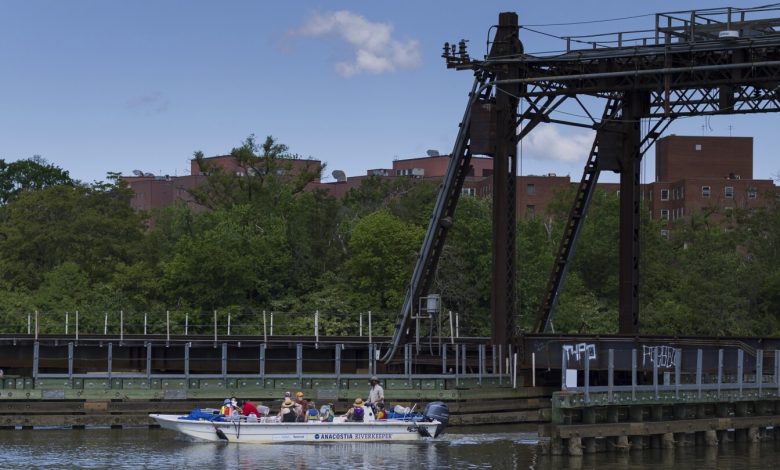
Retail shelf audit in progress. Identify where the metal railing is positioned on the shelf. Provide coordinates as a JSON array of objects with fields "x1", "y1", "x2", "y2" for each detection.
[
  {"x1": 8, "y1": 340, "x2": 520, "y2": 389},
  {"x1": 560, "y1": 346, "x2": 780, "y2": 405}
]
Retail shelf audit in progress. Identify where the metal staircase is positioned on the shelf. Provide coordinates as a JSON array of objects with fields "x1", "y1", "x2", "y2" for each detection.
[
  {"x1": 534, "y1": 98, "x2": 620, "y2": 333},
  {"x1": 380, "y1": 73, "x2": 492, "y2": 363}
]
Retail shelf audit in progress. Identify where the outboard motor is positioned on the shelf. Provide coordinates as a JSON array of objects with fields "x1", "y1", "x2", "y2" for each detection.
[{"x1": 422, "y1": 401, "x2": 449, "y2": 438}]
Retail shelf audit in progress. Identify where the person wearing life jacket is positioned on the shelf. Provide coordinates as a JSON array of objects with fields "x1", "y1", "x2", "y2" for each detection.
[
  {"x1": 345, "y1": 398, "x2": 365, "y2": 422},
  {"x1": 376, "y1": 402, "x2": 387, "y2": 420},
  {"x1": 279, "y1": 398, "x2": 297, "y2": 423},
  {"x1": 219, "y1": 398, "x2": 232, "y2": 416},
  {"x1": 305, "y1": 402, "x2": 319, "y2": 422}
]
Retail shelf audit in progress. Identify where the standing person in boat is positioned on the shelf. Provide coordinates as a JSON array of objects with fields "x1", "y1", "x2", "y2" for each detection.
[
  {"x1": 367, "y1": 376, "x2": 385, "y2": 411},
  {"x1": 279, "y1": 398, "x2": 297, "y2": 422},
  {"x1": 345, "y1": 398, "x2": 366, "y2": 422}
]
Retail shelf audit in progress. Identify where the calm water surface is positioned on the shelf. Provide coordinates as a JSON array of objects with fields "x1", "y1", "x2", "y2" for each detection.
[{"x1": 1, "y1": 424, "x2": 780, "y2": 469}]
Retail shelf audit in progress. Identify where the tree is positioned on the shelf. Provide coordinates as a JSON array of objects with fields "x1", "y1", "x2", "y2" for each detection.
[
  {"x1": 160, "y1": 204, "x2": 292, "y2": 309},
  {"x1": 346, "y1": 210, "x2": 424, "y2": 309},
  {"x1": 0, "y1": 181, "x2": 145, "y2": 290},
  {"x1": 0, "y1": 156, "x2": 73, "y2": 205},
  {"x1": 433, "y1": 196, "x2": 492, "y2": 336},
  {"x1": 188, "y1": 135, "x2": 322, "y2": 210}
]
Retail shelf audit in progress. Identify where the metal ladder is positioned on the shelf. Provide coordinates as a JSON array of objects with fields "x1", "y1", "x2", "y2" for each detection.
[
  {"x1": 534, "y1": 98, "x2": 621, "y2": 333},
  {"x1": 381, "y1": 73, "x2": 491, "y2": 363}
]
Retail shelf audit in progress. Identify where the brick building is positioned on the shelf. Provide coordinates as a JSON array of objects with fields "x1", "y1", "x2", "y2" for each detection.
[
  {"x1": 123, "y1": 136, "x2": 776, "y2": 225},
  {"x1": 123, "y1": 155, "x2": 322, "y2": 211},
  {"x1": 644, "y1": 135, "x2": 776, "y2": 230}
]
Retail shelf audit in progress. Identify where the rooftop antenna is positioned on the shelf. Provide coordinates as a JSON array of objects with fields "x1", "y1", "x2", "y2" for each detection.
[{"x1": 331, "y1": 170, "x2": 347, "y2": 183}]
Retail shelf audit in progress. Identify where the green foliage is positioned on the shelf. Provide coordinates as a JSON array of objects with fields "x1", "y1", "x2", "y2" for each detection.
[
  {"x1": 0, "y1": 156, "x2": 74, "y2": 205},
  {"x1": 0, "y1": 181, "x2": 145, "y2": 290},
  {"x1": 188, "y1": 135, "x2": 322, "y2": 211},
  {"x1": 1, "y1": 135, "x2": 779, "y2": 340},
  {"x1": 434, "y1": 196, "x2": 492, "y2": 336},
  {"x1": 346, "y1": 210, "x2": 424, "y2": 309}
]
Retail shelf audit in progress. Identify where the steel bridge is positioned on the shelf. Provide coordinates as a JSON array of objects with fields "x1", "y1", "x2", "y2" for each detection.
[{"x1": 381, "y1": 4, "x2": 780, "y2": 363}]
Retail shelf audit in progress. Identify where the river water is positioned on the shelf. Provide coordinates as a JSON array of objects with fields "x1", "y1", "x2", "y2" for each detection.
[{"x1": 2, "y1": 424, "x2": 780, "y2": 469}]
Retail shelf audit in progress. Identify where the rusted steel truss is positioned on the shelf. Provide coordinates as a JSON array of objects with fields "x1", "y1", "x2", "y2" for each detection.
[{"x1": 384, "y1": 6, "x2": 780, "y2": 362}]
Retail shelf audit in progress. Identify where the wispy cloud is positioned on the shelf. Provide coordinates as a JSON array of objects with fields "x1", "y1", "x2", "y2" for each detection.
[
  {"x1": 292, "y1": 10, "x2": 422, "y2": 77},
  {"x1": 524, "y1": 124, "x2": 594, "y2": 163},
  {"x1": 125, "y1": 92, "x2": 169, "y2": 115}
]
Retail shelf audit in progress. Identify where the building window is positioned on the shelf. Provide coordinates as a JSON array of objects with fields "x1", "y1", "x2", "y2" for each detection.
[
  {"x1": 702, "y1": 186, "x2": 710, "y2": 198},
  {"x1": 461, "y1": 187, "x2": 475, "y2": 197},
  {"x1": 725, "y1": 186, "x2": 734, "y2": 198},
  {"x1": 660, "y1": 229, "x2": 670, "y2": 239},
  {"x1": 526, "y1": 205, "x2": 535, "y2": 219},
  {"x1": 660, "y1": 189, "x2": 669, "y2": 201},
  {"x1": 526, "y1": 183, "x2": 536, "y2": 195},
  {"x1": 748, "y1": 187, "x2": 758, "y2": 199},
  {"x1": 660, "y1": 209, "x2": 669, "y2": 220}
]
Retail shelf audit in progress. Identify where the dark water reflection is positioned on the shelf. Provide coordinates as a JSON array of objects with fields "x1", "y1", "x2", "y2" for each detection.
[{"x1": 1, "y1": 424, "x2": 779, "y2": 469}]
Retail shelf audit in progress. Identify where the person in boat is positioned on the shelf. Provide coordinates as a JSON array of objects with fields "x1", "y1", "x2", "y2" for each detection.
[
  {"x1": 240, "y1": 399, "x2": 260, "y2": 418},
  {"x1": 219, "y1": 398, "x2": 233, "y2": 416},
  {"x1": 294, "y1": 391, "x2": 312, "y2": 422},
  {"x1": 319, "y1": 404, "x2": 335, "y2": 422},
  {"x1": 376, "y1": 402, "x2": 387, "y2": 420},
  {"x1": 345, "y1": 398, "x2": 365, "y2": 422},
  {"x1": 279, "y1": 398, "x2": 297, "y2": 422},
  {"x1": 367, "y1": 376, "x2": 385, "y2": 411},
  {"x1": 305, "y1": 402, "x2": 319, "y2": 422}
]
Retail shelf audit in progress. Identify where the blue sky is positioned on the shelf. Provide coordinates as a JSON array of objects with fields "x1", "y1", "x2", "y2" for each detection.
[{"x1": 1, "y1": 1, "x2": 778, "y2": 185}]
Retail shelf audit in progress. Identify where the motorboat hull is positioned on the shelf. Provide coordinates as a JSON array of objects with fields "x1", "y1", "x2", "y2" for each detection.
[{"x1": 150, "y1": 414, "x2": 441, "y2": 443}]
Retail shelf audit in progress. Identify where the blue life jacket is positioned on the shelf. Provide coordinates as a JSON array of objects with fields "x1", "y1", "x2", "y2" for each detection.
[{"x1": 352, "y1": 406, "x2": 364, "y2": 422}]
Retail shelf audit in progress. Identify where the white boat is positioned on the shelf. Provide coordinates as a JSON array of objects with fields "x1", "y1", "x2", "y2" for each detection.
[{"x1": 150, "y1": 402, "x2": 449, "y2": 444}]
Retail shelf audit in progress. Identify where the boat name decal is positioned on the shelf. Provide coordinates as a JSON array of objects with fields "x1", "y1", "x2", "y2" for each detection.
[{"x1": 314, "y1": 432, "x2": 393, "y2": 440}]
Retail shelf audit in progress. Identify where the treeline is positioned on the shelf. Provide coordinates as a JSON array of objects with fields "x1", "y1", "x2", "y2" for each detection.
[{"x1": 1, "y1": 136, "x2": 779, "y2": 338}]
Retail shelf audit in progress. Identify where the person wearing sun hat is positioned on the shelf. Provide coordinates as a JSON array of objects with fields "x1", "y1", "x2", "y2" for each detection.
[
  {"x1": 345, "y1": 398, "x2": 365, "y2": 422},
  {"x1": 367, "y1": 376, "x2": 384, "y2": 411},
  {"x1": 294, "y1": 391, "x2": 309, "y2": 422},
  {"x1": 279, "y1": 397, "x2": 297, "y2": 422}
]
